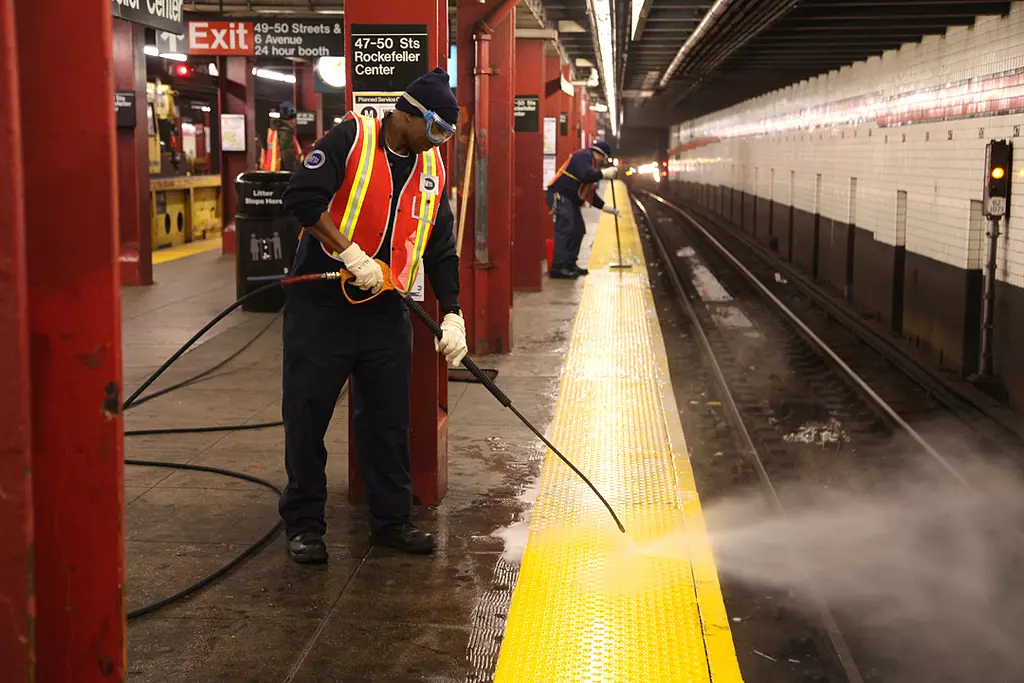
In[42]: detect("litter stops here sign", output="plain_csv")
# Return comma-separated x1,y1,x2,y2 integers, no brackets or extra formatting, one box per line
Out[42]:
349,24,428,120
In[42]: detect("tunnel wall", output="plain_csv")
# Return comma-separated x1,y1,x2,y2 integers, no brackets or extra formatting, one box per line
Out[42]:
665,6,1024,409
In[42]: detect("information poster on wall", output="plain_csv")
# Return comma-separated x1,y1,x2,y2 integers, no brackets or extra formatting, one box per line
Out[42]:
220,113,246,151
543,155,558,189
543,117,557,155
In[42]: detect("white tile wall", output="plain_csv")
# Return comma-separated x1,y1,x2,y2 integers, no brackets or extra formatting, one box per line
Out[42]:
667,3,1024,286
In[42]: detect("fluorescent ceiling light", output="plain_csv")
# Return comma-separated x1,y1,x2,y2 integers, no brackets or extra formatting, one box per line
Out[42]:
631,0,653,42
587,0,618,138
144,45,159,56
269,111,281,118
334,117,343,124
160,53,188,62
208,62,219,77
253,68,296,84
659,0,734,89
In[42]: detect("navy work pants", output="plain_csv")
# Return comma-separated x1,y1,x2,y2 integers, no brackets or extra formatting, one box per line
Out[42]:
278,285,413,538
546,190,586,270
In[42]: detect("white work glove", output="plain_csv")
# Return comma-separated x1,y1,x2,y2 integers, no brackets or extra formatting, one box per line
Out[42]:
601,166,618,179
435,312,468,367
339,242,384,292
602,206,622,218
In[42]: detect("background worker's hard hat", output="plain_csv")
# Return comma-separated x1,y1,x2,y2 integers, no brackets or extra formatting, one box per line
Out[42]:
278,101,298,120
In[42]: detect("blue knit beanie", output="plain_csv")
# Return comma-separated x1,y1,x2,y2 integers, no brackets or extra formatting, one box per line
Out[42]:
395,67,459,126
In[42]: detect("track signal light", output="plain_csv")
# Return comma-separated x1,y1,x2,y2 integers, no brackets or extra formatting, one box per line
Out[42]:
984,140,1012,217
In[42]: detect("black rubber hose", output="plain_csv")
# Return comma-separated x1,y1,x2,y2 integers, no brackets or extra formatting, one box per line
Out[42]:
403,296,627,534
124,460,284,620
126,312,281,409
123,282,280,411
123,285,288,621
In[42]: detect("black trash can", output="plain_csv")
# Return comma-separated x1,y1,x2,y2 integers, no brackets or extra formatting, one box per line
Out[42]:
234,171,301,312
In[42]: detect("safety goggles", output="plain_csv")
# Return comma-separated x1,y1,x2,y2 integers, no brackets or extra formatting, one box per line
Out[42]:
401,93,456,145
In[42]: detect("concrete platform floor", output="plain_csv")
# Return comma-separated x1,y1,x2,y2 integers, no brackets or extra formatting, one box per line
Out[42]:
123,211,600,682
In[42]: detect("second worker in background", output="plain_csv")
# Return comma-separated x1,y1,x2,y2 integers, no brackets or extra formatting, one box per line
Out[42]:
279,68,467,564
545,139,620,278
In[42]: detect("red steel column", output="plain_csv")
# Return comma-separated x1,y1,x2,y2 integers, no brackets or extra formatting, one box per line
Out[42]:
15,1,126,681
219,56,255,255
113,18,153,286
457,0,516,356
293,63,322,152
0,1,33,679
344,0,450,505
513,38,545,292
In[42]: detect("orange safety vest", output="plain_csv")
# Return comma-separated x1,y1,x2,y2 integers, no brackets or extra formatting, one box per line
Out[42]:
550,153,597,206
322,113,446,294
260,127,304,171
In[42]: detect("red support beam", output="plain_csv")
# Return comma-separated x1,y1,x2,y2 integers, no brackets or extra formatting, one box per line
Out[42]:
113,18,153,286
15,1,126,680
513,38,545,292
344,0,450,505
219,56,255,255
457,0,515,355
0,1,34,679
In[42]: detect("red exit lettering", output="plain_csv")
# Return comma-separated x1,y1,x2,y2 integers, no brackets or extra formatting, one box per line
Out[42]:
187,21,254,56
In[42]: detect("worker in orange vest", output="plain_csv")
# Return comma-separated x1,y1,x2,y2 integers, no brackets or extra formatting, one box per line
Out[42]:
279,68,463,564
545,139,620,278
260,101,303,171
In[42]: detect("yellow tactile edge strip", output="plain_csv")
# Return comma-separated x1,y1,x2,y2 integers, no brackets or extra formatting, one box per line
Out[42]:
493,183,743,682
152,237,223,265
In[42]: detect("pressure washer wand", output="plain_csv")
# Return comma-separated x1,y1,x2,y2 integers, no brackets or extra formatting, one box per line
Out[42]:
402,296,626,534
240,271,626,533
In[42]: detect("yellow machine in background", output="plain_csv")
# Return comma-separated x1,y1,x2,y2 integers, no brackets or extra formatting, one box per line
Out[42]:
147,81,222,251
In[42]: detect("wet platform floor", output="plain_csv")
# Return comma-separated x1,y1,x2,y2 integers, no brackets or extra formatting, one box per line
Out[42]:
122,216,599,682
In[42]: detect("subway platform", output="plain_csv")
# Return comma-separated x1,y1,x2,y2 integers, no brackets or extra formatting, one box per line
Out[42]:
123,184,741,682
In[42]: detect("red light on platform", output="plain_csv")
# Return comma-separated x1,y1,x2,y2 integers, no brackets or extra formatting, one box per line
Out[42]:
175,64,194,77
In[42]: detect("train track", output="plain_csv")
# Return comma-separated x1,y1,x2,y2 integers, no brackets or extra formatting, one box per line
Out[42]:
630,189,1024,683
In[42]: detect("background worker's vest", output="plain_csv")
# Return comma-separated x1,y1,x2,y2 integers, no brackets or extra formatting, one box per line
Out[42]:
261,125,303,171
550,153,597,206
324,113,446,294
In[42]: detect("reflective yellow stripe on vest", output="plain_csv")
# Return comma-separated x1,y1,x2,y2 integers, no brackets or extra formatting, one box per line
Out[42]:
337,115,378,242
404,149,437,293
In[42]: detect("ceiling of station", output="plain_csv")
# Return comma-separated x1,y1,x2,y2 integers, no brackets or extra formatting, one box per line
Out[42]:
621,0,1016,131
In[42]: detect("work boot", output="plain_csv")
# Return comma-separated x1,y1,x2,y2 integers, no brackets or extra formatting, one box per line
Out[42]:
573,265,589,276
288,531,328,564
371,524,437,555
549,265,579,279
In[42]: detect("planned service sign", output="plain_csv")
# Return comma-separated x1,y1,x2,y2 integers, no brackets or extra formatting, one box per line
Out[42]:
111,0,184,34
